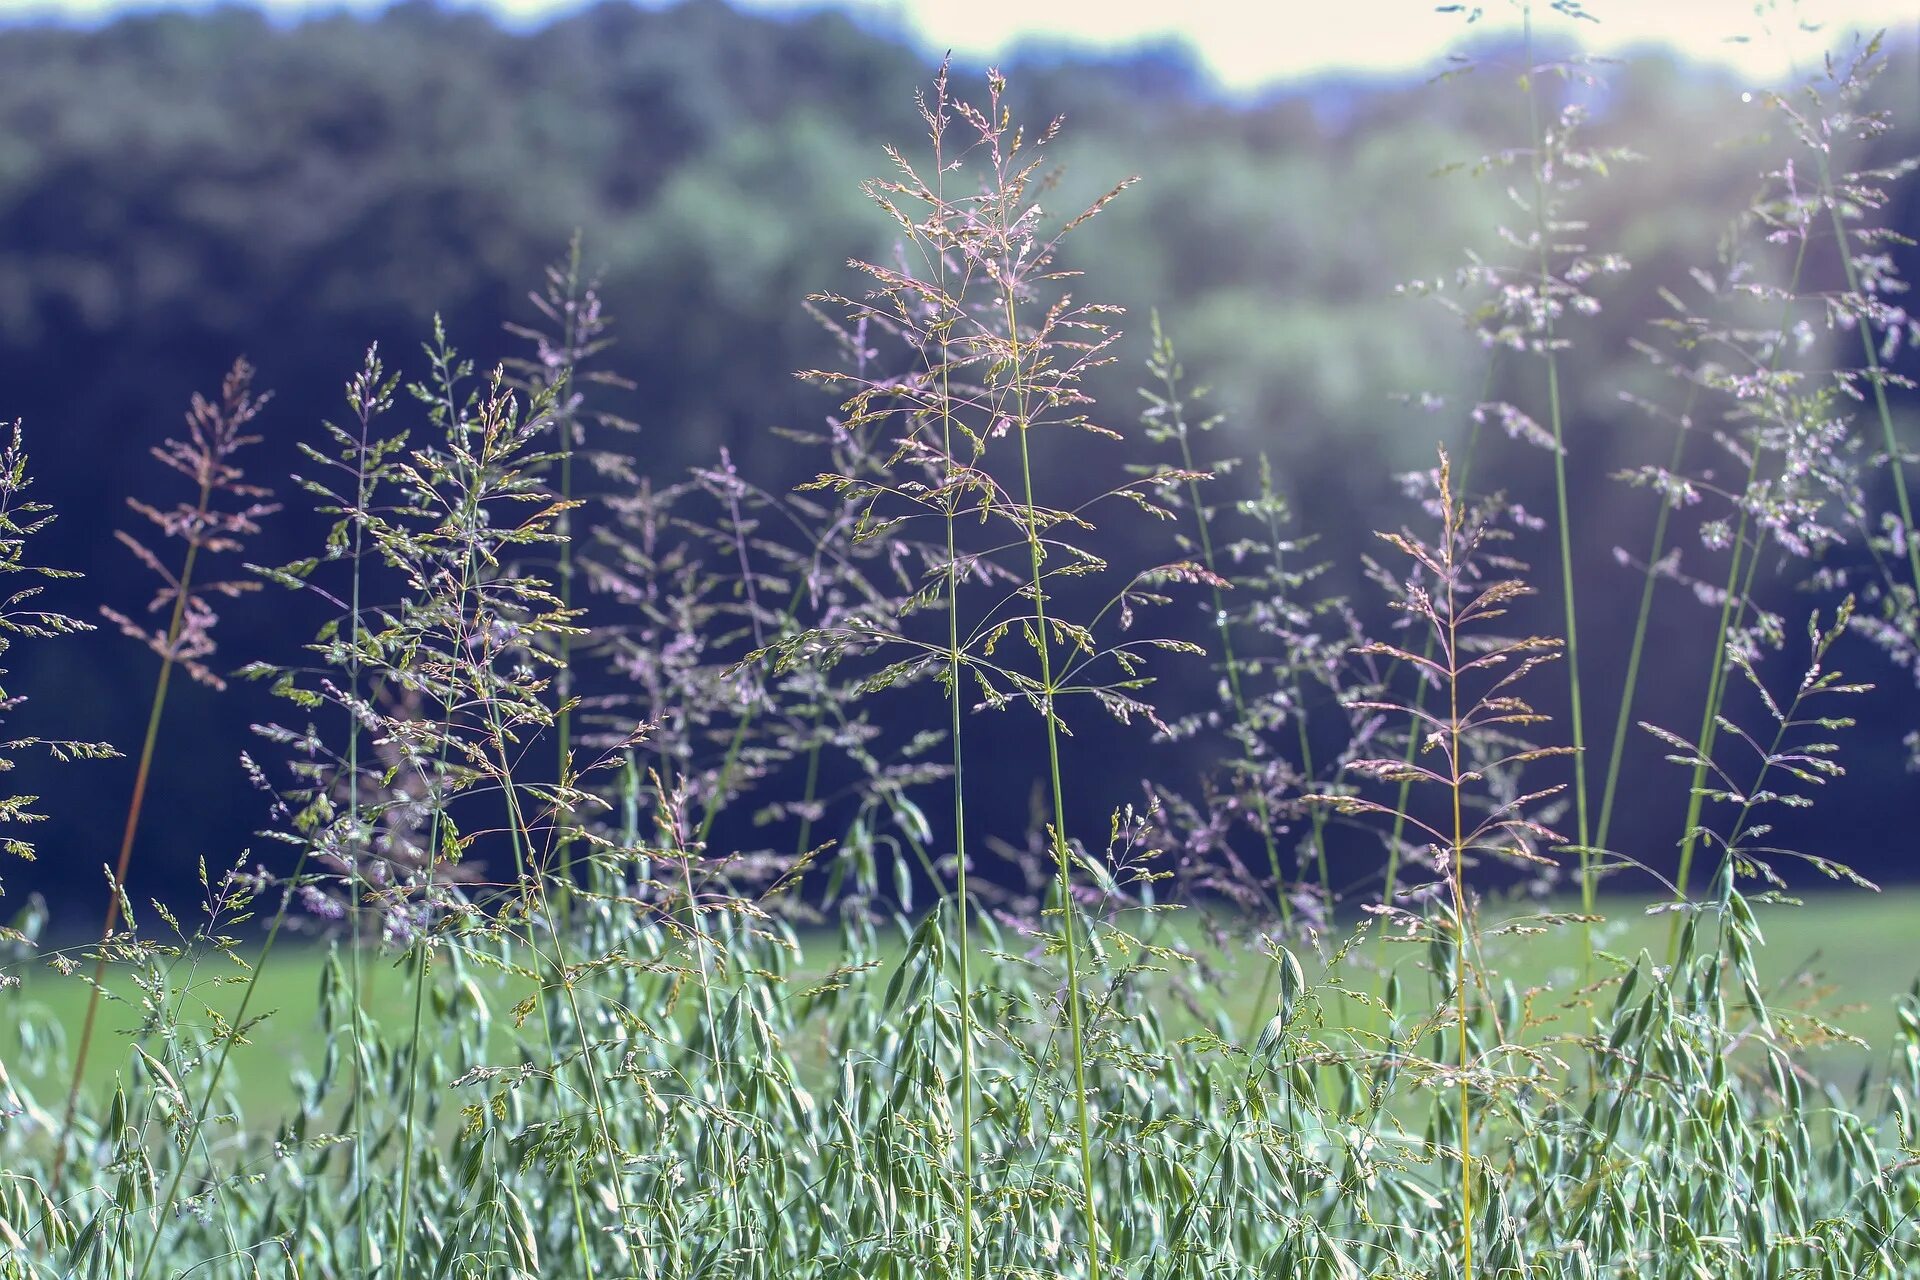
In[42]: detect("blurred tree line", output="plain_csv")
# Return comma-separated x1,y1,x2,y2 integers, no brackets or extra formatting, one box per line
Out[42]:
1,0,1915,918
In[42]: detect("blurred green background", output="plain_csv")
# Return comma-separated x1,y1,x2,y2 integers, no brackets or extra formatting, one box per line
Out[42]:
0,0,1915,929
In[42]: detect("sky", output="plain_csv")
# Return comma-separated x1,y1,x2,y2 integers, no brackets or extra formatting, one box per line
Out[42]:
7,0,1919,92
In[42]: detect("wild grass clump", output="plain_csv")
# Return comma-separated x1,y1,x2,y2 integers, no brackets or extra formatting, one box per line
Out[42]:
3,18,1920,1280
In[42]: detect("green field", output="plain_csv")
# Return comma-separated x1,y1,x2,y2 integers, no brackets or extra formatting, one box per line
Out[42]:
10,888,1916,1124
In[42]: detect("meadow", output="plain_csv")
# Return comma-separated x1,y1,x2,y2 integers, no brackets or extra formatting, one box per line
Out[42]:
1,19,1919,1280
10,892,1919,1119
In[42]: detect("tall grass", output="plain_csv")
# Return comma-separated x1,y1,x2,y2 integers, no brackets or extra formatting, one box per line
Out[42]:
2,33,1919,1280
54,361,275,1185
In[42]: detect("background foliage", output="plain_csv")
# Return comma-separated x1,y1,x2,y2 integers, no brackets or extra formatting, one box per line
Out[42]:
0,0,1916,914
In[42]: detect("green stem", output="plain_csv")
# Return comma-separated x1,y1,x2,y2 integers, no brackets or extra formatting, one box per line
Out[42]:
675,807,742,1256
1523,6,1592,937
1444,531,1475,1280
1669,493,1753,956
1819,154,1920,596
395,368,487,1269
1005,287,1103,1280
1669,225,1814,955
133,848,315,1280
55,469,213,1190
1166,374,1292,927
793,737,822,863
345,403,374,1277
393,622,473,1268
1260,471,1335,913
1595,390,1696,856
485,684,616,1278
691,564,820,853
934,165,979,1280
554,238,583,926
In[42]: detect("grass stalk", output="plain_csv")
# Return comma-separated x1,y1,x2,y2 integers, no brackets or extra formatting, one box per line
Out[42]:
1442,531,1474,1280
1151,325,1293,926
131,843,320,1280
1819,155,1920,596
553,238,583,925
343,376,377,1277
1522,6,1592,919
393,336,483,1268
929,92,980,1280
1255,460,1335,913
391,626,468,1268
1668,227,1814,947
484,689,620,1278
1594,389,1696,855
53,468,214,1190
1380,372,1491,911
1004,285,1104,1279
